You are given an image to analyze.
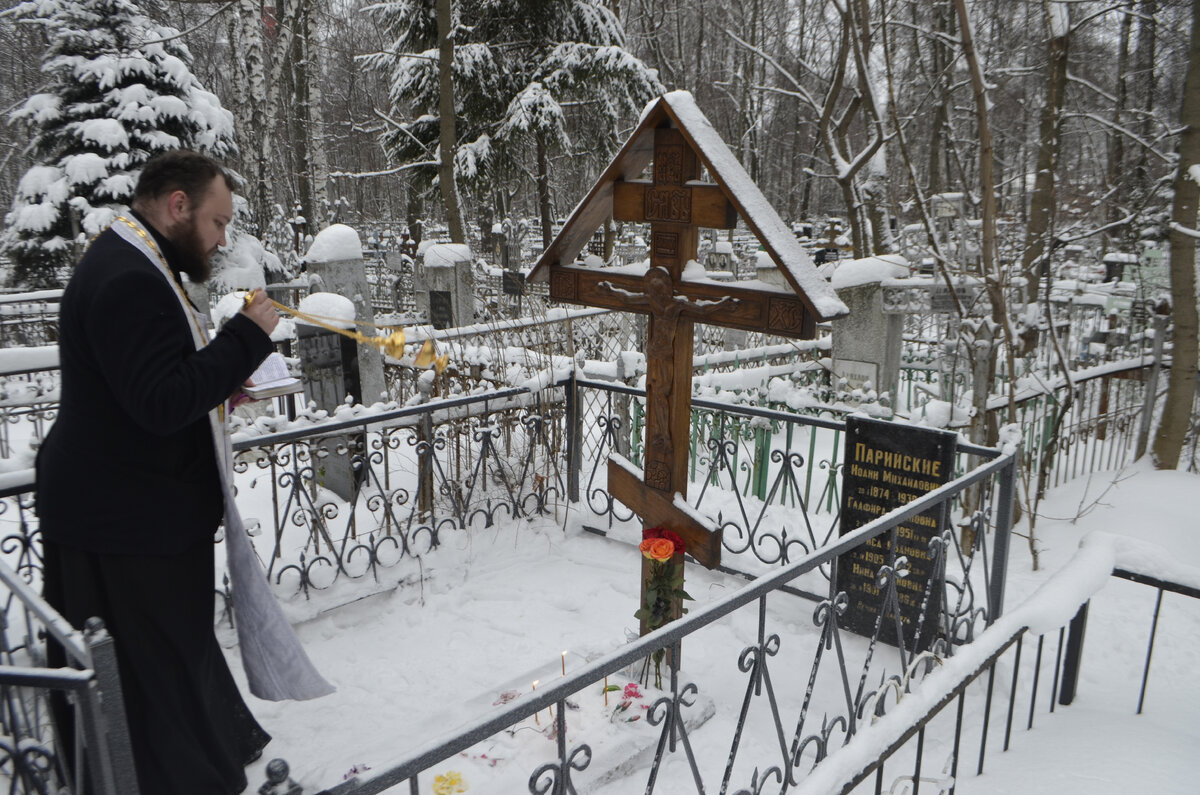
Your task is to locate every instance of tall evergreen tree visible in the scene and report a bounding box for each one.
[0,0,236,288]
[364,0,662,244]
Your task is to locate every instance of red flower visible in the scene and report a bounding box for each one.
[662,530,685,555]
[642,526,664,541]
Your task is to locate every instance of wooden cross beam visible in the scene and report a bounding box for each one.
[549,266,817,339]
[594,129,713,539]
[607,455,721,569]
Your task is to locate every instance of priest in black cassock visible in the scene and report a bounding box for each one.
[36,150,282,794]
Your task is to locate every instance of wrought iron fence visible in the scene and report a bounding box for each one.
[789,537,1200,794]
[227,385,568,601]
[363,250,416,317]
[572,378,1011,592]
[987,357,1158,494]
[380,308,631,404]
[0,554,139,795]
[302,443,1018,794]
[0,346,59,463]
[0,291,61,349]
[0,361,1189,793]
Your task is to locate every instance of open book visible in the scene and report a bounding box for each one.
[244,352,303,400]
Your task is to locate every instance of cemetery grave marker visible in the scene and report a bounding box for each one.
[837,416,956,651]
[529,90,848,637]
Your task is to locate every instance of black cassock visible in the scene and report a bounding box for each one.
[44,538,270,794]
[36,216,276,794]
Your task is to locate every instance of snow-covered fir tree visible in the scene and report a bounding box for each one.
[364,0,662,237]
[0,0,236,288]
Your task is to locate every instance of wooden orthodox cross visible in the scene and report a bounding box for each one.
[530,91,848,635]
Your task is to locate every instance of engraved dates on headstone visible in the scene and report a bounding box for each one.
[836,417,956,651]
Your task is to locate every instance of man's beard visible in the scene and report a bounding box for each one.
[171,220,214,283]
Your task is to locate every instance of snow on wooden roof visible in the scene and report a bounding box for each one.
[528,90,848,321]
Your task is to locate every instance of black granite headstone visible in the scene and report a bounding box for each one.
[296,325,365,499]
[296,325,361,406]
[429,290,453,329]
[836,417,956,651]
[502,271,525,296]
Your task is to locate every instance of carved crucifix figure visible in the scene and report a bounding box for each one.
[600,270,736,494]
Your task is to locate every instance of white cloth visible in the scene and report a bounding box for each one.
[112,220,334,701]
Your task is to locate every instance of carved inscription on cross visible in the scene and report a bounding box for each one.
[545,124,822,636]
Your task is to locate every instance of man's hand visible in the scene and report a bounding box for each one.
[230,378,257,409]
[241,289,279,336]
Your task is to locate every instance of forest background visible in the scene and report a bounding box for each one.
[0,0,1196,468]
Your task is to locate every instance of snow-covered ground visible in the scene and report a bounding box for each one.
[232,459,1198,793]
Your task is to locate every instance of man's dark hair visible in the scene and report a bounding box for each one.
[131,150,234,210]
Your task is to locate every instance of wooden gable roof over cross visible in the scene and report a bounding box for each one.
[528,90,849,333]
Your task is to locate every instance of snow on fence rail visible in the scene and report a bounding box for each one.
[793,531,1200,794]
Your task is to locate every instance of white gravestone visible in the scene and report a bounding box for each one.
[830,255,910,408]
[416,243,475,329]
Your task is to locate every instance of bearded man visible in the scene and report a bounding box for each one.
[36,150,281,794]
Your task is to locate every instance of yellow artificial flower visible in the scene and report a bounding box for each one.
[378,330,406,359]
[432,770,468,794]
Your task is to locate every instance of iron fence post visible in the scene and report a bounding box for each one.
[1058,601,1089,706]
[566,372,581,504]
[83,618,140,795]
[988,454,1017,622]
[418,412,434,518]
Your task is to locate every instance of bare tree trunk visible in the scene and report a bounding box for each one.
[1106,3,1134,246]
[1133,0,1158,193]
[287,25,313,232]
[436,0,467,244]
[238,0,272,235]
[952,0,1002,447]
[1151,0,1200,469]
[1020,2,1070,303]
[303,0,331,230]
[925,0,953,195]
[537,134,553,252]
[265,0,298,230]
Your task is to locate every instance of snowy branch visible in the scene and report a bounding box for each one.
[373,109,435,156]
[1169,222,1200,240]
[329,163,438,179]
[1070,2,1133,36]
[1066,71,1116,104]
[1064,112,1172,163]
[138,2,237,46]
[719,27,821,109]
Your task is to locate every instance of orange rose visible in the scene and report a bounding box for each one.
[646,537,675,562]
